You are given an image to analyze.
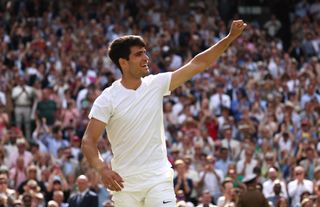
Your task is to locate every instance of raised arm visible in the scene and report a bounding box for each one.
[169,20,247,91]
[81,118,124,191]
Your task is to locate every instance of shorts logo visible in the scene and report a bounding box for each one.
[163,200,172,204]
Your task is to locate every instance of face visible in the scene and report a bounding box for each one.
[295,169,304,181]
[123,46,149,78]
[77,176,89,192]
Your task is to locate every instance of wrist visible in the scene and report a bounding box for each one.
[96,163,108,173]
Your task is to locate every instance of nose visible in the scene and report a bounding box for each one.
[144,53,149,61]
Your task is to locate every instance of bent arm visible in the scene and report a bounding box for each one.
[169,20,246,91]
[81,118,108,172]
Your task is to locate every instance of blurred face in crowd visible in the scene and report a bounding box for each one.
[224,129,232,139]
[245,149,254,161]
[201,191,212,204]
[268,168,278,180]
[294,167,304,182]
[277,197,288,207]
[76,175,89,192]
[175,162,186,176]
[223,181,233,195]
[273,183,281,195]
[53,190,64,204]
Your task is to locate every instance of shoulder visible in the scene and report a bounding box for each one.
[87,190,98,197]
[143,72,172,84]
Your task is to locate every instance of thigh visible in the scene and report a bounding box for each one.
[144,181,176,207]
[112,191,144,207]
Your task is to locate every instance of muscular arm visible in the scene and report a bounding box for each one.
[81,118,106,171]
[169,20,246,91]
[81,118,124,191]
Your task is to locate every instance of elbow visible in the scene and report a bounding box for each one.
[81,136,92,153]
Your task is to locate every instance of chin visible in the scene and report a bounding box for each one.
[142,69,150,77]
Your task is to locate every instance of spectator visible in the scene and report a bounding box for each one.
[52,190,68,207]
[288,166,313,207]
[263,167,288,199]
[174,159,193,202]
[236,147,258,179]
[0,171,16,206]
[236,174,269,207]
[11,76,36,140]
[196,189,217,207]
[198,155,224,204]
[35,88,58,126]
[220,124,240,161]
[217,178,234,207]
[266,180,285,207]
[67,175,98,207]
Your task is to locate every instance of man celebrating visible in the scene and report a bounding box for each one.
[81,20,246,206]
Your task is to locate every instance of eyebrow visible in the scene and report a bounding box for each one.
[133,49,146,56]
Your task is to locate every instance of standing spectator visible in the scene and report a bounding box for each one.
[220,125,240,161]
[236,147,258,179]
[8,138,33,168]
[266,180,286,207]
[215,147,232,177]
[288,166,313,207]
[9,156,27,190]
[53,190,68,207]
[87,169,110,207]
[263,167,288,199]
[209,83,231,117]
[199,155,224,204]
[299,146,320,180]
[46,169,70,203]
[11,76,36,139]
[263,15,282,38]
[17,164,47,196]
[36,88,58,126]
[68,175,98,207]
[174,159,193,202]
[44,124,69,159]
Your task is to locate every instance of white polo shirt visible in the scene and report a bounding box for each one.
[89,72,173,191]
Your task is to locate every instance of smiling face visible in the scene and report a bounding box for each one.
[121,46,150,79]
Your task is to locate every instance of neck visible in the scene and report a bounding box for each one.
[121,76,142,90]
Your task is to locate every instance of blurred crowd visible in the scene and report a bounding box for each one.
[0,0,320,207]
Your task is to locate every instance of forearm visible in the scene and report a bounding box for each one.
[190,34,236,71]
[81,137,106,172]
[183,180,191,193]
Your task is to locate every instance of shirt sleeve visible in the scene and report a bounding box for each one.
[151,72,173,96]
[88,92,113,124]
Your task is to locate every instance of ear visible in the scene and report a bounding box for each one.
[119,58,128,71]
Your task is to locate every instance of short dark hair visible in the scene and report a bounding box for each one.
[108,35,146,73]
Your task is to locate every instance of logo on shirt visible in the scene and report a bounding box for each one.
[163,200,172,204]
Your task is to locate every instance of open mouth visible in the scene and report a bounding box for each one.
[141,64,149,69]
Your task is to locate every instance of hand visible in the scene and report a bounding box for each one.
[228,20,247,39]
[99,167,124,192]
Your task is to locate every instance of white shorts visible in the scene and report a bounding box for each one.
[112,169,176,207]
